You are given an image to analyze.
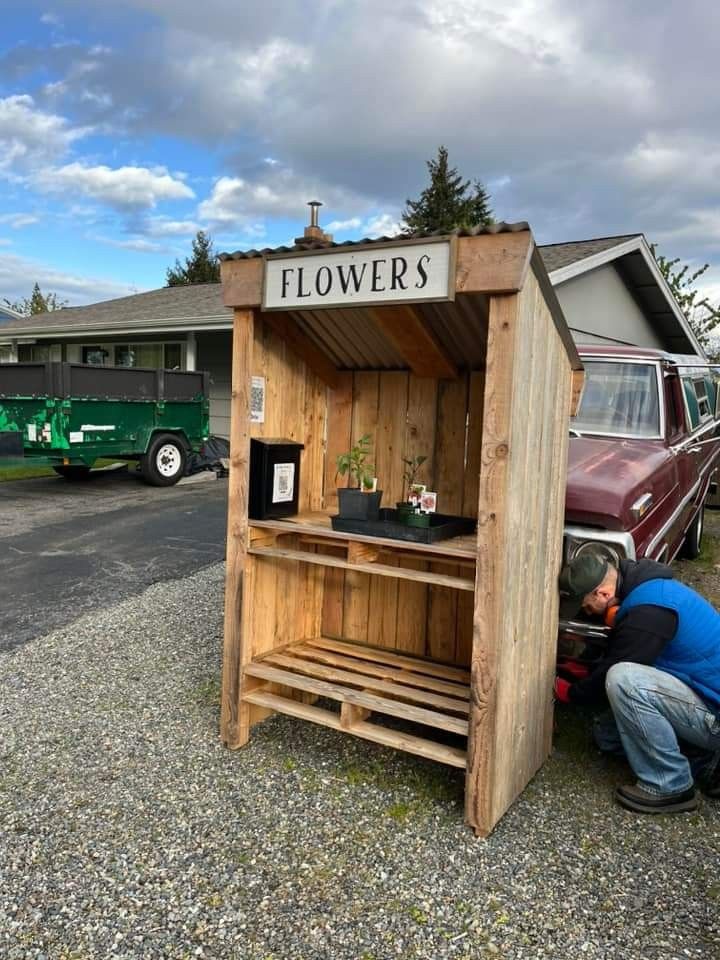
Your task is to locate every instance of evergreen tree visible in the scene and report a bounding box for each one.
[651,245,720,354]
[166,230,220,286]
[402,145,493,235]
[3,283,67,315]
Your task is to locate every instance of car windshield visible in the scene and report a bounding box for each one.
[572,361,661,438]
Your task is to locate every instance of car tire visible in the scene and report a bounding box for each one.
[53,465,91,480]
[140,433,187,487]
[681,503,705,560]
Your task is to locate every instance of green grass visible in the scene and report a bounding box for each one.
[0,458,136,482]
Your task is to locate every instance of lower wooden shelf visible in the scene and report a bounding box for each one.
[243,637,469,768]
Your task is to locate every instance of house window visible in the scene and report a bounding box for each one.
[0,344,12,363]
[116,343,163,368]
[19,344,52,362]
[83,346,112,365]
[80,341,185,369]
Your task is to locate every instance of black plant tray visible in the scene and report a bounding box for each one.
[330,508,476,544]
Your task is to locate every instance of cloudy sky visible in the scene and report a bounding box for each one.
[1,0,719,306]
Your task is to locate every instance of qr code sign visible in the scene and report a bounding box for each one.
[250,376,265,423]
[272,463,295,503]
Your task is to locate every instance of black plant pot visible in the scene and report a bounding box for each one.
[337,487,383,521]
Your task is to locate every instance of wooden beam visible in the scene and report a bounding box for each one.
[220,257,263,309]
[570,369,585,417]
[368,305,458,379]
[456,232,532,295]
[220,307,254,749]
[261,310,341,389]
[466,292,518,837]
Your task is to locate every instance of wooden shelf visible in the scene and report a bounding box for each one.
[243,637,469,768]
[249,510,477,560]
[248,544,476,592]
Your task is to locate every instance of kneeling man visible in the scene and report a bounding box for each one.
[557,554,720,814]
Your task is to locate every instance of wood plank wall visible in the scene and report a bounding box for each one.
[245,318,327,660]
[466,268,572,836]
[322,368,485,665]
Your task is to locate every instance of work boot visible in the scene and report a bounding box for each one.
[696,763,720,799]
[615,782,699,814]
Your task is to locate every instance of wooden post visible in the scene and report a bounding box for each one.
[220,308,254,748]
[466,293,517,836]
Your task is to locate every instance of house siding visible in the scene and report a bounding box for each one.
[554,263,665,349]
[196,331,232,438]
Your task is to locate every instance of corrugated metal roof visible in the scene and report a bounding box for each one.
[218,221,530,261]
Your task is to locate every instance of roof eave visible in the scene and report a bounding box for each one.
[548,235,704,358]
[0,314,233,341]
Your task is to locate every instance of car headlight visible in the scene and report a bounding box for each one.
[563,525,635,566]
[572,540,621,567]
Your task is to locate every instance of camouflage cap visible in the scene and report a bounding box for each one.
[558,554,609,600]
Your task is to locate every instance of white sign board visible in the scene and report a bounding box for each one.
[263,239,454,311]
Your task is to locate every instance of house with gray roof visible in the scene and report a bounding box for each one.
[0,230,702,438]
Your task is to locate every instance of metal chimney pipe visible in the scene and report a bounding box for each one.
[308,200,322,228]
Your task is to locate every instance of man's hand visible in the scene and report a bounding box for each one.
[554,676,572,704]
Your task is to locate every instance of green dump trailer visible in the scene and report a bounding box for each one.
[0,362,210,486]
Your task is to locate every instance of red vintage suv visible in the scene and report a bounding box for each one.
[560,346,720,641]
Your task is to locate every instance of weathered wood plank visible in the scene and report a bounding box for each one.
[455,232,532,295]
[244,662,468,734]
[308,636,471,683]
[368,372,409,650]
[466,293,518,836]
[368,305,458,378]
[221,308,254,748]
[248,545,475,591]
[292,642,470,699]
[342,372,380,642]
[243,690,467,767]
[262,652,469,714]
[427,376,469,663]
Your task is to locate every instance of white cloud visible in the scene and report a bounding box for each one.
[181,38,311,106]
[0,238,12,247]
[0,251,141,306]
[0,94,89,174]
[40,12,61,25]
[144,217,201,236]
[0,213,39,229]
[91,234,166,253]
[198,168,367,230]
[625,134,720,191]
[35,162,195,209]
[325,217,362,233]
[362,214,402,238]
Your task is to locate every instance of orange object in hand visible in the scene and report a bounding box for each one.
[605,603,620,627]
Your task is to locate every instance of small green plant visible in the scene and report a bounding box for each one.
[401,454,427,500]
[335,433,375,490]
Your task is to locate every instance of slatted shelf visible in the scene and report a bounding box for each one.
[242,637,469,768]
[248,544,475,592]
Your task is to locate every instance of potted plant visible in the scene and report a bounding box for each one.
[396,454,427,521]
[335,434,383,521]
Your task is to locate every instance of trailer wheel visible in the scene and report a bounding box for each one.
[681,503,705,560]
[141,433,186,486]
[53,465,91,481]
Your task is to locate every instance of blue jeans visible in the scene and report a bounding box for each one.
[597,662,720,796]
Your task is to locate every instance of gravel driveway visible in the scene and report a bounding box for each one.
[2,525,720,959]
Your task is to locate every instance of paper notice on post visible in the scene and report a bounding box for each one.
[250,376,265,423]
[272,462,295,503]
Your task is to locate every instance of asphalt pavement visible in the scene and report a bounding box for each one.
[0,466,227,651]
